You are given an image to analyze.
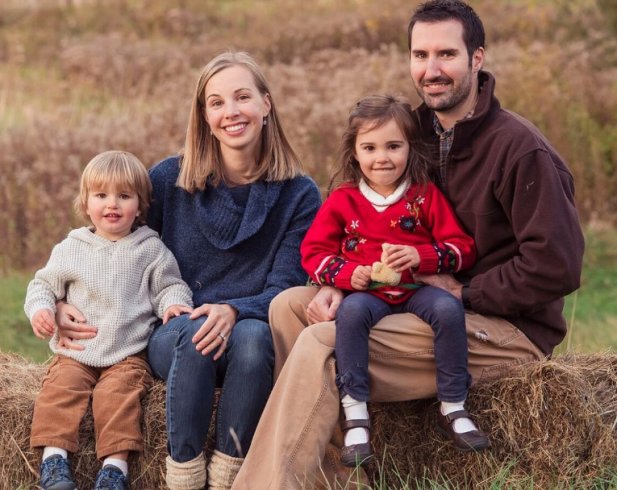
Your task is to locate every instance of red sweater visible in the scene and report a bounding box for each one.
[301,183,476,304]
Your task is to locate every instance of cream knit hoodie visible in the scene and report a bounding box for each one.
[24,226,193,367]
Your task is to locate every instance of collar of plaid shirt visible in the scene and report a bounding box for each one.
[432,110,475,186]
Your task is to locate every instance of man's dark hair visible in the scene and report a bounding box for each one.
[407,0,485,57]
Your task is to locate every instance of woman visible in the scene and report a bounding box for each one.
[56,51,321,490]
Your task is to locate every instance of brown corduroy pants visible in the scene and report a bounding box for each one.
[232,286,545,489]
[30,353,152,459]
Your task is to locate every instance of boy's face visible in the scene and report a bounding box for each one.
[86,185,140,241]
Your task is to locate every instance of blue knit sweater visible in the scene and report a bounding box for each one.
[148,156,321,322]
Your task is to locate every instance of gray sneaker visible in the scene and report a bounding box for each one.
[39,455,77,490]
[94,464,129,490]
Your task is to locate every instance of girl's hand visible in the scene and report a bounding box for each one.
[306,286,343,324]
[31,309,56,339]
[190,303,237,360]
[351,265,372,291]
[55,302,97,351]
[384,244,420,272]
[163,304,193,324]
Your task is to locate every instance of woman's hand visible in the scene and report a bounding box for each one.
[306,286,344,324]
[31,309,56,339]
[55,302,97,351]
[350,265,371,291]
[163,304,193,324]
[190,303,237,360]
[384,244,420,272]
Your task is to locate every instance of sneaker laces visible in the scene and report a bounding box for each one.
[95,465,128,490]
[40,455,74,487]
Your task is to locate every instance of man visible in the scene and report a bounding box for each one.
[233,1,585,488]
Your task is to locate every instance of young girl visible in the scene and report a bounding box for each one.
[25,151,193,490]
[301,95,489,466]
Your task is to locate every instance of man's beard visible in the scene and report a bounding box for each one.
[416,70,473,112]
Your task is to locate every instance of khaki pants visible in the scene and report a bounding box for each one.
[30,353,152,459]
[232,287,544,489]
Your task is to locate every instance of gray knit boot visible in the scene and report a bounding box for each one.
[206,450,244,490]
[165,453,207,490]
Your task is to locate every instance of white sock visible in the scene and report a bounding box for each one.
[103,457,128,476]
[441,401,477,433]
[341,394,369,446]
[42,447,67,461]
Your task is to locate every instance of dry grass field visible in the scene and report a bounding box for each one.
[1,0,616,272]
[1,1,616,487]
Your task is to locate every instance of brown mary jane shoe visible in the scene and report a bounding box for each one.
[340,418,373,467]
[436,409,490,452]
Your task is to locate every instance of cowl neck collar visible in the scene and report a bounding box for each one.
[196,179,283,250]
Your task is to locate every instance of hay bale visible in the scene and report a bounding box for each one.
[0,352,185,489]
[1,352,616,489]
[369,352,617,488]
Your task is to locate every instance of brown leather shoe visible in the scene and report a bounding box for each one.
[436,409,490,451]
[340,419,373,467]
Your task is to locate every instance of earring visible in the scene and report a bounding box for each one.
[263,117,268,126]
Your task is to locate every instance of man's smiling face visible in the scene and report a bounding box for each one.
[409,19,481,118]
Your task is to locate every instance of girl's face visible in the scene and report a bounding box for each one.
[354,118,410,196]
[203,65,271,160]
[86,184,139,241]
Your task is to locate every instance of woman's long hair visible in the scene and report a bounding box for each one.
[178,51,303,192]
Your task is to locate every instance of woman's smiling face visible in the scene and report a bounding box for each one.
[203,65,271,160]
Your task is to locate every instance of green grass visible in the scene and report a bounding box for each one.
[557,227,617,354]
[0,270,52,363]
[1,228,616,363]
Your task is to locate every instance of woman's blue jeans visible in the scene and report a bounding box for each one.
[335,286,471,403]
[147,314,274,462]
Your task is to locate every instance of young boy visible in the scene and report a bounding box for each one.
[24,150,193,490]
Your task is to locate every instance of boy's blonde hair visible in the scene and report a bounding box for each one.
[178,51,303,192]
[74,150,152,226]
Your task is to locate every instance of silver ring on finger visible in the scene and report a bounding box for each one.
[218,333,226,342]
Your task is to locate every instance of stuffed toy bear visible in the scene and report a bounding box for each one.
[370,243,401,285]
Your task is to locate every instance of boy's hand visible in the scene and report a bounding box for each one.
[384,244,420,272]
[31,309,56,339]
[163,304,193,324]
[351,265,372,291]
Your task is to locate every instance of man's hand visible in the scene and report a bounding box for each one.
[414,273,463,300]
[306,286,344,324]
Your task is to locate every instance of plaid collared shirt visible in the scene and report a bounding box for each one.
[432,110,475,187]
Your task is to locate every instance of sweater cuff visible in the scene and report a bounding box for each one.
[414,244,439,273]
[332,262,356,290]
